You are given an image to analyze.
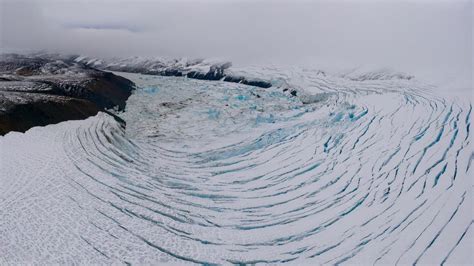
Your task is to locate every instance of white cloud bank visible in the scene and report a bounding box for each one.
[0,0,472,89]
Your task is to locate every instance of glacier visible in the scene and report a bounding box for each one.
[0,67,472,264]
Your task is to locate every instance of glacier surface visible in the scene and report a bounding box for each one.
[0,68,472,264]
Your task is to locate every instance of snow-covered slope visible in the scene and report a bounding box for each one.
[0,67,471,264]
[74,55,272,88]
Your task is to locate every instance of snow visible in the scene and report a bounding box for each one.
[74,55,227,77]
[0,66,471,264]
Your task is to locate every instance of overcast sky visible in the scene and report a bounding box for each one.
[0,0,472,87]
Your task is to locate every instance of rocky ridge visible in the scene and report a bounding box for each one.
[0,53,135,135]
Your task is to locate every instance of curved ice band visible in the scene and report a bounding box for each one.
[1,70,471,264]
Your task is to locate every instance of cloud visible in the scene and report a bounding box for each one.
[0,0,471,87]
[62,23,142,33]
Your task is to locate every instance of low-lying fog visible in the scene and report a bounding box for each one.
[1,0,471,91]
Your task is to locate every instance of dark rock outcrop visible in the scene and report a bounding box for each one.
[223,75,272,88]
[0,54,135,135]
[0,92,99,135]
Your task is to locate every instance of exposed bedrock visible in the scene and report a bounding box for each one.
[0,54,135,135]
[0,92,99,135]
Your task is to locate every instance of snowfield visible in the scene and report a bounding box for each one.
[0,67,472,264]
